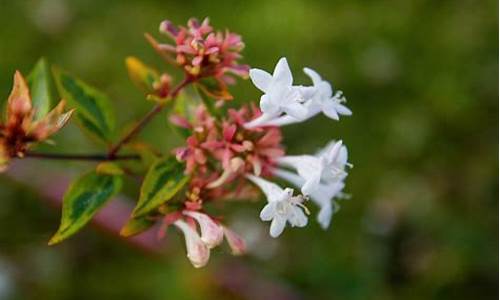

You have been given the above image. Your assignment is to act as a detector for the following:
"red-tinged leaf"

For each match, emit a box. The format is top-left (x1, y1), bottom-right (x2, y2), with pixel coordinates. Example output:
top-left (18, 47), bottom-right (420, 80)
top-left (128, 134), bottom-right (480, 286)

top-left (29, 100), bottom-right (73, 141)
top-left (7, 71), bottom-right (32, 121)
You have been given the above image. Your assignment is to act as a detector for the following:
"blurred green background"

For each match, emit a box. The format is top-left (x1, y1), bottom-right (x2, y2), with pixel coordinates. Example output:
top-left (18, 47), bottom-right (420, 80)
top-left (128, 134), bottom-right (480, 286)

top-left (0, 0), bottom-right (498, 299)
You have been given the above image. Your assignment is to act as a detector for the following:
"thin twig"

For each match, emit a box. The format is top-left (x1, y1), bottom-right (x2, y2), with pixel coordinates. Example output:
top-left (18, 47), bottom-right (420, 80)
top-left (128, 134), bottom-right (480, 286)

top-left (107, 77), bottom-right (192, 159)
top-left (24, 151), bottom-right (140, 161)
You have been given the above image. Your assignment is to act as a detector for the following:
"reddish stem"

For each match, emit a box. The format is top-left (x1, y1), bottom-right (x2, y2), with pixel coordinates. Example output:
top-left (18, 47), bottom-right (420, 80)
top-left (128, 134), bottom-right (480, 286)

top-left (24, 151), bottom-right (139, 161)
top-left (107, 76), bottom-right (192, 159)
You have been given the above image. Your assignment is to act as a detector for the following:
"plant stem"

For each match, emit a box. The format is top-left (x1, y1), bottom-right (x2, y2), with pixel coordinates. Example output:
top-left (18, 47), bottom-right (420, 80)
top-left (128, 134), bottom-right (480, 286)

top-left (24, 151), bottom-right (140, 161)
top-left (107, 76), bottom-right (192, 159)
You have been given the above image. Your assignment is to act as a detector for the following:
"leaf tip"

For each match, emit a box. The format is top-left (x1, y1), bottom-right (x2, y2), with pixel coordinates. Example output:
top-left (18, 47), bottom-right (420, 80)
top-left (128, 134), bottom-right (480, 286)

top-left (48, 233), bottom-right (62, 246)
top-left (130, 209), bottom-right (143, 219)
top-left (119, 226), bottom-right (135, 237)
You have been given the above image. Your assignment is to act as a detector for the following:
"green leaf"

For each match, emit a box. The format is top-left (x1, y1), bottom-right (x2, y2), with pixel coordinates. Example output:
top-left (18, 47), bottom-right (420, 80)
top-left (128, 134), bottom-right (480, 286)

top-left (49, 171), bottom-right (123, 245)
top-left (171, 90), bottom-right (192, 118)
top-left (27, 58), bottom-right (53, 120)
top-left (52, 67), bottom-right (115, 142)
top-left (167, 92), bottom-right (194, 139)
top-left (120, 216), bottom-right (155, 237)
top-left (194, 85), bottom-right (221, 118)
top-left (133, 156), bottom-right (189, 217)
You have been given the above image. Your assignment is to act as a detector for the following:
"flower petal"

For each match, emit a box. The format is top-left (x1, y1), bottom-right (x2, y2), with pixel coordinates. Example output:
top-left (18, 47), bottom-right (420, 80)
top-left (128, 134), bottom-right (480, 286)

top-left (296, 85), bottom-right (317, 100)
top-left (303, 67), bottom-right (322, 86)
top-left (260, 94), bottom-right (279, 115)
top-left (249, 68), bottom-right (272, 92)
top-left (223, 123), bottom-right (237, 141)
top-left (289, 205), bottom-right (308, 227)
top-left (317, 201), bottom-right (333, 229)
top-left (317, 81), bottom-right (333, 99)
top-left (269, 215), bottom-right (287, 238)
top-left (338, 146), bottom-right (349, 166)
top-left (301, 172), bottom-right (322, 196)
top-left (272, 57), bottom-right (293, 86)
top-left (283, 101), bottom-right (308, 120)
top-left (326, 140), bottom-right (343, 163)
top-left (243, 112), bottom-right (275, 129)
top-left (278, 156), bottom-right (322, 195)
top-left (263, 115), bottom-right (301, 127)
top-left (336, 103), bottom-right (352, 116)
top-left (322, 102), bottom-right (340, 120)
top-left (259, 202), bottom-right (276, 221)
top-left (246, 174), bottom-right (288, 203)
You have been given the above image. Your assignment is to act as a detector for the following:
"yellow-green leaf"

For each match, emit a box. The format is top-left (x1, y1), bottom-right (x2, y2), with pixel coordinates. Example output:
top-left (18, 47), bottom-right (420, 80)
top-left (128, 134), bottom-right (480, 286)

top-left (96, 162), bottom-right (124, 175)
top-left (196, 77), bottom-right (233, 101)
top-left (49, 171), bottom-right (123, 245)
top-left (52, 67), bottom-right (115, 142)
top-left (120, 216), bottom-right (155, 237)
top-left (128, 143), bottom-right (160, 167)
top-left (27, 58), bottom-right (52, 120)
top-left (125, 56), bottom-right (159, 94)
top-left (133, 156), bottom-right (189, 217)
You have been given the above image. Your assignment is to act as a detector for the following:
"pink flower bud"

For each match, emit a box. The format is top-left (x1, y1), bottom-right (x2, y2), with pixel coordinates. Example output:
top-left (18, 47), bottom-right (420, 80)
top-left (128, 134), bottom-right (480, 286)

top-left (154, 18), bottom-right (247, 82)
top-left (159, 20), bottom-right (179, 38)
top-left (169, 115), bottom-right (191, 129)
top-left (223, 227), bottom-right (246, 256)
top-left (183, 211), bottom-right (224, 249)
top-left (174, 220), bottom-right (210, 268)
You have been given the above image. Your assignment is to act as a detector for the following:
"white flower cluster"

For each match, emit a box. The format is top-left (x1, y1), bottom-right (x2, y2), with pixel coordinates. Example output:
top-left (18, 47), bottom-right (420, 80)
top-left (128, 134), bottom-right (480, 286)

top-left (245, 57), bottom-right (352, 237)
top-left (244, 57), bottom-right (351, 129)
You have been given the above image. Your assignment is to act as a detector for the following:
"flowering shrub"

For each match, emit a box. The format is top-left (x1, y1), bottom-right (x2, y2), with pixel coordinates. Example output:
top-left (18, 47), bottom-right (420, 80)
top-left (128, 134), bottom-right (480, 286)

top-left (4, 18), bottom-right (352, 268)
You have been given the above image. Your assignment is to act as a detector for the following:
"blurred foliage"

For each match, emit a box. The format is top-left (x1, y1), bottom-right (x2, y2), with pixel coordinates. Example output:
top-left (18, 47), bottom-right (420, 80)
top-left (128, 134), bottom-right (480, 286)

top-left (0, 0), bottom-right (498, 299)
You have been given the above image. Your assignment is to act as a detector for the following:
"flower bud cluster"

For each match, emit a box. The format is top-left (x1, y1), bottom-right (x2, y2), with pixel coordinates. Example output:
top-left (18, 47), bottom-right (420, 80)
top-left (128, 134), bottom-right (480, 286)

top-left (157, 18), bottom-right (249, 82)
top-left (0, 71), bottom-right (72, 171)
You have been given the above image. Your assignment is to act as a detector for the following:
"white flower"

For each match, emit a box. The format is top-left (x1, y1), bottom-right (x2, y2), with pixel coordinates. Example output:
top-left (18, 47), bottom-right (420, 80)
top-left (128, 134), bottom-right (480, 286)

top-left (183, 210), bottom-right (224, 249)
top-left (274, 169), bottom-right (345, 229)
top-left (246, 174), bottom-right (308, 238)
top-left (245, 57), bottom-right (308, 129)
top-left (174, 219), bottom-right (210, 268)
top-left (277, 140), bottom-right (350, 195)
top-left (303, 67), bottom-right (351, 120)
top-left (274, 140), bottom-right (351, 229)
top-left (315, 139), bottom-right (351, 181)
top-left (264, 68), bottom-right (352, 127)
